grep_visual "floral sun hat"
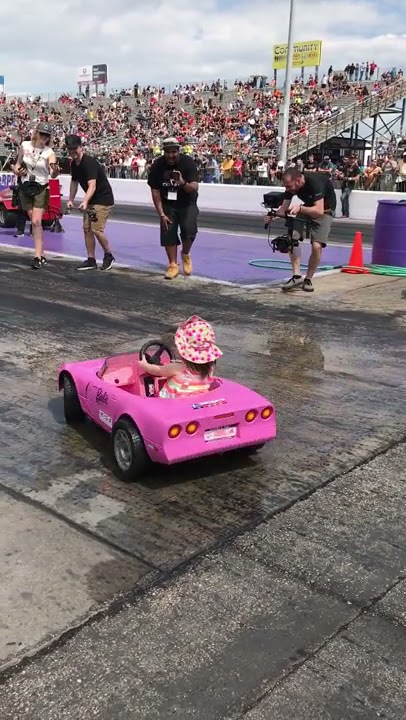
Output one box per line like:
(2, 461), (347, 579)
(174, 315), (223, 364)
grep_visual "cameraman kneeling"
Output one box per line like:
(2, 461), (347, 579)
(273, 168), (336, 293)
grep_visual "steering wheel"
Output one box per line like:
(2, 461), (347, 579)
(139, 340), (175, 366)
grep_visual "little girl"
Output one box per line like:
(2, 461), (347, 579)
(139, 315), (223, 398)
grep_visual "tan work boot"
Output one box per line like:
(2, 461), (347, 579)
(165, 262), (179, 280)
(182, 253), (192, 276)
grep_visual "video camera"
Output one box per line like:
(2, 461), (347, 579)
(64, 206), (98, 223)
(86, 207), (98, 223)
(262, 192), (299, 255)
(262, 191), (285, 227)
(261, 191), (301, 254)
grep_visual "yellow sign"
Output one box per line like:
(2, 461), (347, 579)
(273, 40), (322, 70)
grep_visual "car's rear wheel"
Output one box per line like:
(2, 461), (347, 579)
(112, 418), (150, 482)
(63, 374), (85, 424)
(0, 205), (17, 228)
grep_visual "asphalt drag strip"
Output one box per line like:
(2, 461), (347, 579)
(111, 202), (374, 246)
(1, 443), (405, 719)
(0, 248), (405, 685)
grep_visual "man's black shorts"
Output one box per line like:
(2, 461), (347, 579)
(160, 203), (199, 247)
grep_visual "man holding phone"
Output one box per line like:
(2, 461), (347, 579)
(147, 137), (200, 280)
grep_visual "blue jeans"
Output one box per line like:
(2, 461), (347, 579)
(341, 187), (352, 216)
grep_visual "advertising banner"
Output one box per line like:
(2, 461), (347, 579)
(0, 75), (4, 93)
(92, 64), (108, 84)
(0, 172), (15, 191)
(272, 40), (322, 69)
(77, 66), (93, 83)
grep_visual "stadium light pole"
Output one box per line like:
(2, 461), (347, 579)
(279, 0), (296, 166)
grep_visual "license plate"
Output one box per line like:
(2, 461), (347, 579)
(204, 426), (237, 442)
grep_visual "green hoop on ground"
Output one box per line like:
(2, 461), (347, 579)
(367, 264), (406, 276)
(248, 259), (337, 272)
(248, 259), (406, 277)
(341, 264), (406, 276)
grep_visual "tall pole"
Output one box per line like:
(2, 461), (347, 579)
(279, 0), (296, 166)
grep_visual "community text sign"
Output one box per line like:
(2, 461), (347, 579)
(272, 40), (322, 69)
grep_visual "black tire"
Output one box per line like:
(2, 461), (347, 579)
(0, 205), (17, 228)
(112, 418), (150, 482)
(63, 374), (85, 424)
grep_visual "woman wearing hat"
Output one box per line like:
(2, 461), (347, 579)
(13, 122), (59, 269)
(139, 315), (222, 398)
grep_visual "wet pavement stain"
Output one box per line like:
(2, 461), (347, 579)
(0, 250), (405, 575)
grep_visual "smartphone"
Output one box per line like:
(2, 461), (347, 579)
(171, 170), (181, 180)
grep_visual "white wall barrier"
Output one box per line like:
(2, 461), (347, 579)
(56, 175), (406, 222)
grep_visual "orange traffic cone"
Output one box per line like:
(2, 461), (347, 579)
(341, 231), (370, 274)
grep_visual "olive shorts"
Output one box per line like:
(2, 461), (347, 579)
(291, 213), (333, 249)
(20, 186), (49, 211)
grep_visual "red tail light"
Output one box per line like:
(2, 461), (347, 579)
(168, 425), (182, 438)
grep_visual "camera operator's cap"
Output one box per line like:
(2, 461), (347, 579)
(162, 137), (180, 150)
(65, 134), (82, 149)
(38, 121), (53, 135)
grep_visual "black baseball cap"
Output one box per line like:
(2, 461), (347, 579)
(65, 134), (82, 149)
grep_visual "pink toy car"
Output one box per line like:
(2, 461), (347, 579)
(57, 340), (276, 481)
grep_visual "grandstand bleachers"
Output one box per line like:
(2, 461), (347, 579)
(0, 68), (404, 188)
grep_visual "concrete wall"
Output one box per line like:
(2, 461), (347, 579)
(9, 172), (406, 222)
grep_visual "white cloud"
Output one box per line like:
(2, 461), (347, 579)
(0, 0), (405, 94)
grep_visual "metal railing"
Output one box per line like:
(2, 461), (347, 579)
(288, 77), (406, 156)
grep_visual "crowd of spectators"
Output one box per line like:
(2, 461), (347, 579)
(0, 65), (404, 188)
(282, 140), (406, 194)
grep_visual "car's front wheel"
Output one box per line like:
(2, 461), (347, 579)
(63, 373), (85, 424)
(112, 418), (150, 482)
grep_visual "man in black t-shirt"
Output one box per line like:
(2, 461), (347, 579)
(65, 134), (115, 271)
(271, 168), (336, 293)
(303, 153), (318, 172)
(147, 137), (199, 280)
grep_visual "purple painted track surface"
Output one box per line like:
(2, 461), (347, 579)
(0, 217), (372, 285)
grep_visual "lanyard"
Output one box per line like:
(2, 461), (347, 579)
(28, 143), (45, 171)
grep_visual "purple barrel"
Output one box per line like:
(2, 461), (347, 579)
(372, 199), (406, 267)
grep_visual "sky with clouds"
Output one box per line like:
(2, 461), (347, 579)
(0, 0), (405, 94)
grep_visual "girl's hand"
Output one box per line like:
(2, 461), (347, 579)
(138, 356), (152, 372)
